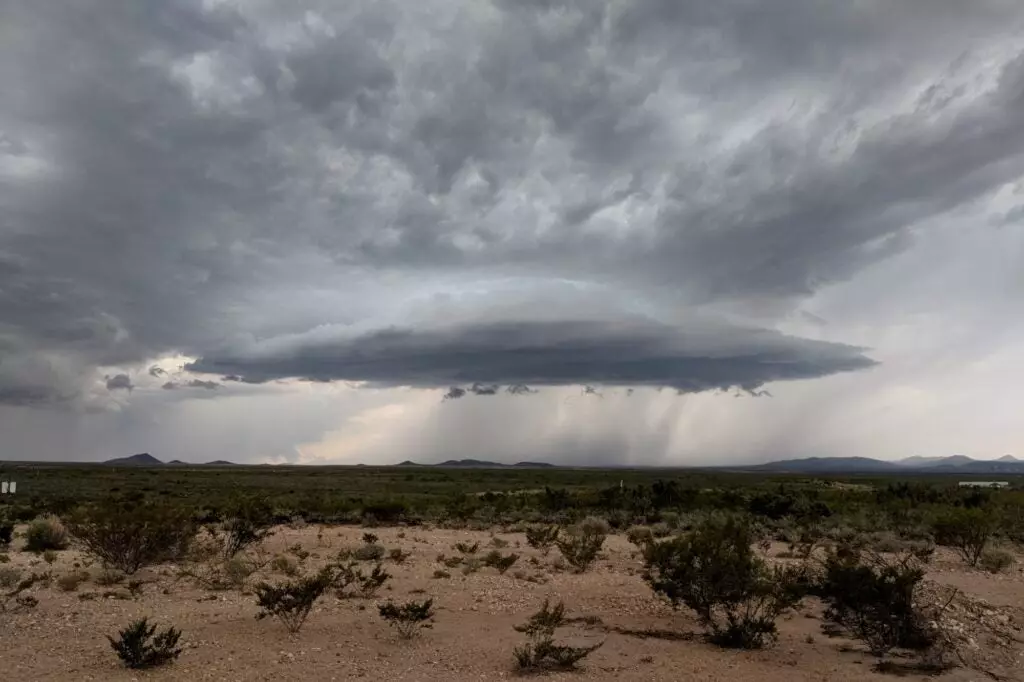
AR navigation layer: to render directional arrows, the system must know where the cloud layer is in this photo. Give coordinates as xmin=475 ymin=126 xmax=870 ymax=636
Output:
xmin=1 ymin=1 xmax=1023 ymax=462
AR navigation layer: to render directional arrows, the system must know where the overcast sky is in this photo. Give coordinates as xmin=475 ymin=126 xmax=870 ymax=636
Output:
xmin=2 ymin=0 xmax=1023 ymax=465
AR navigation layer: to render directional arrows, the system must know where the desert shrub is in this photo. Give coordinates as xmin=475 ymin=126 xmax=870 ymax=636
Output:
xmin=642 ymin=514 xmax=805 ymax=648
xmin=108 ymin=618 xmax=182 ymax=669
xmin=353 ymin=543 xmax=385 ymax=562
xmin=271 ymin=554 xmax=299 ymax=576
xmin=223 ymin=556 xmax=254 ymax=587
xmin=42 ymin=549 xmax=58 ymax=565
xmin=490 ymin=536 xmax=509 ymax=548
xmin=25 ymin=516 xmax=69 ymax=552
xmin=932 ymin=508 xmax=995 ymax=566
xmin=556 ymin=517 xmax=608 ymax=573
xmin=0 ymin=554 xmax=8 ymax=563
xmin=287 ymin=543 xmax=310 ymax=562
xmin=979 ymin=548 xmax=1015 ymax=574
xmin=66 ymin=499 xmax=195 ymax=574
xmin=432 ymin=569 xmax=450 ymax=579
xmin=815 ymin=545 xmax=936 ymax=657
xmin=362 ymin=533 xmax=379 ymax=545
xmin=513 ymin=599 xmax=603 ymax=671
xmin=454 ymin=541 xmax=479 ymax=555
xmin=626 ymin=525 xmax=655 ymax=549
xmin=525 ymin=525 xmax=559 ymax=553
xmin=254 ymin=567 xmax=334 ymax=633
xmin=441 ymin=555 xmax=463 ymax=568
xmin=221 ymin=496 xmax=274 ymax=560
xmin=96 ymin=569 xmax=125 ymax=586
xmin=331 ymin=561 xmax=391 ymax=598
xmin=389 ymin=548 xmax=411 ymax=564
xmin=0 ymin=566 xmax=20 ymax=588
xmin=378 ymin=598 xmax=435 ymax=638
xmin=57 ymin=571 xmax=88 ymax=592
xmin=0 ymin=522 xmax=13 ymax=546
xmin=483 ymin=550 xmax=519 ymax=574
xmin=0 ymin=574 xmax=38 ymax=612
xmin=356 ymin=563 xmax=391 ymax=597
xmin=650 ymin=522 xmax=672 ymax=538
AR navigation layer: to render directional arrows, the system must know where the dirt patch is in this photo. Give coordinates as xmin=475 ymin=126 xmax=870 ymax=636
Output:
xmin=0 ymin=526 xmax=1021 ymax=681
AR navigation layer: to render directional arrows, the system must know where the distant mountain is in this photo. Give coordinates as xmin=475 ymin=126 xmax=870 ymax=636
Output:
xmin=436 ymin=459 xmax=505 ymax=468
xmin=167 ymin=459 xmax=188 ymax=465
xmin=411 ymin=459 xmax=557 ymax=468
xmin=205 ymin=460 xmax=236 ymax=466
xmin=104 ymin=453 xmax=163 ymax=466
xmin=752 ymin=457 xmax=900 ymax=473
xmin=755 ymin=455 xmax=1024 ymax=475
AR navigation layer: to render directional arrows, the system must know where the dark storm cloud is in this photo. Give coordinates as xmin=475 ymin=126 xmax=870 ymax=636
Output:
xmin=1 ymin=0 xmax=1022 ymax=408
xmin=105 ymin=374 xmax=134 ymax=392
xmin=186 ymin=318 xmax=876 ymax=392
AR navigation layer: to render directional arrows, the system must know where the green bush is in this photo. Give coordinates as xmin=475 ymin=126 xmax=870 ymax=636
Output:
xmin=643 ymin=514 xmax=805 ymax=648
xmin=353 ymin=543 xmax=385 ymax=561
xmin=25 ymin=516 xmax=69 ymax=552
xmin=979 ymin=548 xmax=1015 ymax=574
xmin=378 ymin=598 xmax=435 ymax=638
xmin=932 ymin=508 xmax=995 ymax=566
xmin=254 ymin=567 xmax=334 ymax=633
xmin=108 ymin=618 xmax=182 ymax=669
xmin=513 ymin=599 xmax=603 ymax=671
xmin=221 ymin=496 xmax=274 ymax=560
xmin=524 ymin=525 xmax=559 ymax=553
xmin=482 ymin=550 xmax=519 ymax=574
xmin=66 ymin=498 xmax=195 ymax=574
xmin=556 ymin=517 xmax=608 ymax=573
xmin=814 ymin=545 xmax=936 ymax=657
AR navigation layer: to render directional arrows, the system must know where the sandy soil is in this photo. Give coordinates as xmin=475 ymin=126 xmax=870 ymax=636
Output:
xmin=1 ymin=526 xmax=1022 ymax=681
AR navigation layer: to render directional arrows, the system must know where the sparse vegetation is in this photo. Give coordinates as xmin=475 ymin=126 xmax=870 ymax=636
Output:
xmin=108 ymin=618 xmax=183 ymax=669
xmin=483 ymin=550 xmax=519 ymax=574
xmin=221 ymin=496 xmax=275 ymax=560
xmin=57 ymin=571 xmax=88 ymax=592
xmin=643 ymin=514 xmax=806 ymax=648
xmin=556 ymin=517 xmax=608 ymax=573
xmin=378 ymin=598 xmax=435 ymax=638
xmin=814 ymin=544 xmax=937 ymax=658
xmin=932 ymin=507 xmax=995 ymax=567
xmin=388 ymin=548 xmax=411 ymax=564
xmin=524 ymin=525 xmax=559 ymax=553
xmin=454 ymin=541 xmax=480 ymax=555
xmin=513 ymin=599 xmax=603 ymax=671
xmin=24 ymin=516 xmax=69 ymax=553
xmin=66 ymin=498 xmax=196 ymax=574
xmin=254 ymin=567 xmax=334 ymax=633
xmin=979 ymin=547 xmax=1015 ymax=574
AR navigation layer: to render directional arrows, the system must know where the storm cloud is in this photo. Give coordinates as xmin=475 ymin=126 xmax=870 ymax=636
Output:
xmin=187 ymin=318 xmax=875 ymax=392
xmin=1 ymin=1 xmax=1023 ymax=463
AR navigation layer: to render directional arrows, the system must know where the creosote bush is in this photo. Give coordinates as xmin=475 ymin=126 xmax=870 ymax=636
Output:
xmin=483 ymin=550 xmax=519 ymax=574
xmin=0 ymin=522 xmax=13 ymax=546
xmin=108 ymin=618 xmax=183 ymax=669
xmin=524 ymin=525 xmax=559 ymax=553
xmin=378 ymin=598 xmax=435 ymax=638
xmin=221 ymin=496 xmax=275 ymax=561
xmin=25 ymin=516 xmax=69 ymax=553
xmin=643 ymin=514 xmax=806 ymax=648
xmin=814 ymin=544 xmax=937 ymax=658
xmin=979 ymin=548 xmax=1015 ymax=574
xmin=254 ymin=567 xmax=334 ymax=633
xmin=556 ymin=517 xmax=608 ymax=573
xmin=513 ymin=599 xmax=603 ymax=672
xmin=66 ymin=498 xmax=196 ymax=574
xmin=932 ymin=508 xmax=995 ymax=567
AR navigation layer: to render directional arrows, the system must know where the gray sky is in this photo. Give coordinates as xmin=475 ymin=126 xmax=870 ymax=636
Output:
xmin=2 ymin=0 xmax=1023 ymax=465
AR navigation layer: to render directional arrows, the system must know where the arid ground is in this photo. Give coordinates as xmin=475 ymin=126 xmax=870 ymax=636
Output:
xmin=1 ymin=525 xmax=1022 ymax=681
